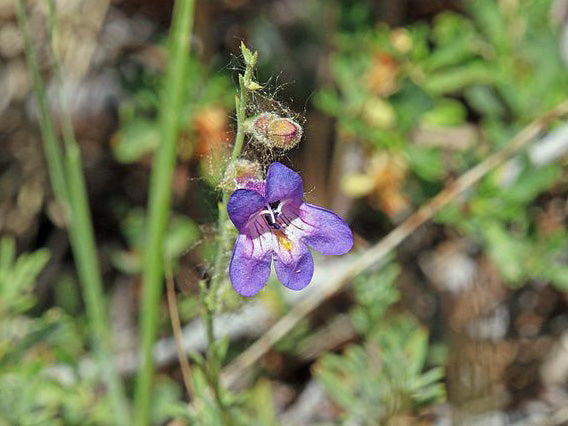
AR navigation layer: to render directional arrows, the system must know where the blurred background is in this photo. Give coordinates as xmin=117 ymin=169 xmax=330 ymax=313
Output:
xmin=2 ymin=0 xmax=568 ymax=424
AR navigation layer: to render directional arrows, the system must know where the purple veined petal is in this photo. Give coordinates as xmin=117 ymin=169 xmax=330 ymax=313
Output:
xmin=273 ymin=238 xmax=314 ymax=291
xmin=229 ymin=234 xmax=272 ymax=297
xmin=227 ymin=189 xmax=266 ymax=232
xmin=265 ymin=162 xmax=304 ymax=204
xmin=299 ymin=203 xmax=353 ymax=255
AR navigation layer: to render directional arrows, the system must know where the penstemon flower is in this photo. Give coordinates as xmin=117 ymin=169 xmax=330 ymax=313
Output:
xmin=227 ymin=162 xmax=353 ymax=296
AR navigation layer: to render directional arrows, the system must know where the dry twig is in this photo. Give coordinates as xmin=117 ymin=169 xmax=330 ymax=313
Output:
xmin=166 ymin=262 xmax=194 ymax=398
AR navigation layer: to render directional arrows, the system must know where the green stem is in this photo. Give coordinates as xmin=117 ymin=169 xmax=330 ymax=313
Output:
xmin=202 ymin=302 xmax=233 ymax=426
xmin=16 ymin=0 xmax=68 ymax=205
xmin=134 ymin=0 xmax=196 ymax=424
xmin=46 ymin=0 xmax=76 ymax=153
xmin=66 ymin=146 xmax=131 ymax=425
xmin=18 ymin=2 xmax=130 ymax=424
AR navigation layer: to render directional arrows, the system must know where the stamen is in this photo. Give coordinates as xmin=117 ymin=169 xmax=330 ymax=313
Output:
xmin=262 ymin=207 xmax=277 ymax=224
xmin=260 ymin=202 xmax=284 ymax=230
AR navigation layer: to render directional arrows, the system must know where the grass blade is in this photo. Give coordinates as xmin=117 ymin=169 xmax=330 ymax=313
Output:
xmin=17 ymin=2 xmax=130 ymax=423
xmin=134 ymin=0 xmax=196 ymax=423
xmin=66 ymin=145 xmax=131 ymax=425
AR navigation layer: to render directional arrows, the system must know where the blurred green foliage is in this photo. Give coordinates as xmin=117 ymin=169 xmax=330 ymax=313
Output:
xmin=0 ymin=237 xmax=49 ymax=316
xmin=0 ymin=235 xmax=183 ymax=425
xmin=114 ymin=58 xmax=234 ymax=166
xmin=316 ymin=265 xmax=445 ymax=424
xmin=0 ymin=238 xmax=113 ymax=425
xmin=7 ymin=0 xmax=568 ymax=424
xmin=110 ymin=208 xmax=201 ymax=275
xmin=317 ymin=0 xmax=568 ymax=289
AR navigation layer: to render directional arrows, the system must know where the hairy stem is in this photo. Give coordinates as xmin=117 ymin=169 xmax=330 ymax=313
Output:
xmin=203 ymin=303 xmax=233 ymax=426
xmin=207 ymin=47 xmax=257 ymax=308
xmin=197 ymin=44 xmax=257 ymax=426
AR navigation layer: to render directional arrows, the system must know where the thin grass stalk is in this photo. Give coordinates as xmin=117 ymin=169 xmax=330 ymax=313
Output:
xmin=46 ymin=0 xmax=76 ymax=153
xmin=17 ymin=1 xmax=130 ymax=424
xmin=48 ymin=4 xmax=130 ymax=423
xmin=16 ymin=0 xmax=67 ymax=205
xmin=134 ymin=0 xmax=196 ymax=423
xmin=66 ymin=146 xmax=131 ymax=425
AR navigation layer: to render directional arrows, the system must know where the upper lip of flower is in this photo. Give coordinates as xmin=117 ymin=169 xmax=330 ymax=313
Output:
xmin=227 ymin=162 xmax=354 ymax=297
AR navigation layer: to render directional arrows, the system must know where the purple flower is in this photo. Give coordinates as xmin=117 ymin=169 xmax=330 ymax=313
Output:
xmin=227 ymin=162 xmax=353 ymax=296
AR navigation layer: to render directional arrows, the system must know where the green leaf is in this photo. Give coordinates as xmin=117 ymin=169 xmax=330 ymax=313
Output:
xmin=424 ymin=61 xmax=495 ymax=95
xmin=0 ymin=238 xmax=16 ymax=272
xmin=547 ymin=267 xmax=568 ymax=290
xmin=351 ymin=262 xmax=400 ymax=335
xmin=464 ymin=85 xmax=506 ymax=117
xmin=113 ymin=120 xmax=160 ymax=164
xmin=240 ymin=42 xmax=256 ymax=67
xmin=163 ymin=216 xmax=200 ymax=259
xmin=407 ymin=146 xmax=444 ymax=182
xmin=313 ymin=89 xmax=343 ymax=117
xmin=150 ymin=377 xmax=183 ymax=426
xmin=405 ymin=326 xmax=428 ymax=376
xmin=467 ymin=0 xmax=508 ymax=50
xmin=248 ymin=379 xmax=278 ymax=426
xmin=391 ymin=81 xmax=433 ymax=130
xmin=0 ymin=239 xmax=50 ymax=315
xmin=212 ymin=335 xmax=230 ymax=364
xmin=421 ymin=98 xmax=467 ymax=126
xmin=116 ymin=210 xmax=201 ymax=274
xmin=503 ymin=163 xmax=561 ymax=205
xmin=481 ymin=221 xmax=526 ymax=283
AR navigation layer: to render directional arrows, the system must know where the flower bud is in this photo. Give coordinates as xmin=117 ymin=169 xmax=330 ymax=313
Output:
xmin=251 ymin=112 xmax=275 ymax=136
xmin=266 ymin=117 xmax=303 ymax=149
xmin=251 ymin=113 xmax=303 ymax=150
xmin=220 ymin=158 xmax=263 ymax=191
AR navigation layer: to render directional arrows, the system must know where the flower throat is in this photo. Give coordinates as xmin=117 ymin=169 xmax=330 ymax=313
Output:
xmin=261 ymin=201 xmax=283 ymax=230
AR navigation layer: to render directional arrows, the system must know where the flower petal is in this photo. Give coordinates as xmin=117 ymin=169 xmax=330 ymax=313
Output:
xmin=300 ymin=203 xmax=353 ymax=255
xmin=227 ymin=189 xmax=266 ymax=232
xmin=229 ymin=234 xmax=272 ymax=297
xmin=265 ymin=162 xmax=303 ymax=203
xmin=273 ymin=244 xmax=314 ymax=291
